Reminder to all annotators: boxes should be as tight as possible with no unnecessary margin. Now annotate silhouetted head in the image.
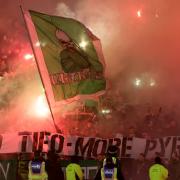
[155,156,162,164]
[47,150,59,161]
[107,145,119,157]
[70,156,81,164]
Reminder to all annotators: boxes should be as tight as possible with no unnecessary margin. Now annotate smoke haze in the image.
[0,0,180,134]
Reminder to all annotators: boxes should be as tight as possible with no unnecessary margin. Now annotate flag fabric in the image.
[24,10,106,106]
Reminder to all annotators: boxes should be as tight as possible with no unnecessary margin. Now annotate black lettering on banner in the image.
[32,132,39,152]
[171,137,177,156]
[144,139,157,157]
[75,138,95,157]
[171,136,180,156]
[38,132,45,152]
[0,135,3,150]
[176,137,180,155]
[50,134,57,151]
[108,138,121,157]
[44,132,51,150]
[121,137,132,158]
[18,132,32,152]
[21,136,28,152]
[50,134,64,153]
[121,137,127,157]
[158,137,172,157]
[92,139,107,157]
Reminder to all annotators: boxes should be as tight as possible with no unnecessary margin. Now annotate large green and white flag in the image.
[24,10,106,106]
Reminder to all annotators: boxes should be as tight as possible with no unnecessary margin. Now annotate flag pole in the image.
[19,5,62,133]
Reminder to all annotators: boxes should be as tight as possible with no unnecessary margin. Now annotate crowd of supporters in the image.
[61,100,180,139]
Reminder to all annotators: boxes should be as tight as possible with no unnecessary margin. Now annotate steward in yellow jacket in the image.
[101,156,118,180]
[66,156,83,180]
[149,157,168,180]
[28,151,48,180]
[94,145,124,180]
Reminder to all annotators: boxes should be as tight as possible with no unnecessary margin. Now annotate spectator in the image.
[169,151,180,180]
[66,156,84,180]
[94,145,124,180]
[134,153,149,180]
[101,155,118,179]
[28,150,48,180]
[45,150,64,180]
[149,157,168,180]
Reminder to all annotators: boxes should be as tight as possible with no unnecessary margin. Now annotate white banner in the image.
[0,132,179,159]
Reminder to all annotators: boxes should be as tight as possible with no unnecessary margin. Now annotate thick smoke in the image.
[56,0,180,104]
[55,0,180,136]
[0,0,180,135]
[0,0,61,133]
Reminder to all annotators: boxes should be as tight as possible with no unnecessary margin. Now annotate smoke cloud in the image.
[55,1,180,103]
[0,0,180,135]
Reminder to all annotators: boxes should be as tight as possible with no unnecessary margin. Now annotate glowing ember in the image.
[134,78,141,87]
[101,109,111,114]
[35,41,41,47]
[137,10,142,18]
[24,53,34,60]
[79,40,88,49]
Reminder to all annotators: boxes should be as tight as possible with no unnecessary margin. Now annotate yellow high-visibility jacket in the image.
[149,164,168,180]
[66,163,83,180]
[28,161,48,180]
